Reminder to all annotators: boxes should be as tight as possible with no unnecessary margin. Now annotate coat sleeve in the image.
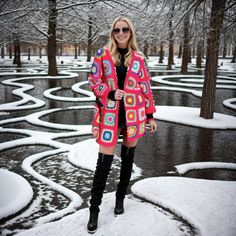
[92,103,100,129]
[139,57,156,115]
[88,49,111,107]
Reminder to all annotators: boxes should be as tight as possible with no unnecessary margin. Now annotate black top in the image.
[107,48,153,122]
[108,48,128,99]
[116,48,128,127]
[116,47,128,90]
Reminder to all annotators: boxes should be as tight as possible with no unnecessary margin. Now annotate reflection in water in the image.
[135,121,235,181]
[42,109,94,125]
[49,80,57,89]
[197,129,213,162]
[1,71,235,182]
[180,92,189,107]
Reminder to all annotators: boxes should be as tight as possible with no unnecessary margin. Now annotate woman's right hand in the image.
[114,89,125,100]
[92,127,99,139]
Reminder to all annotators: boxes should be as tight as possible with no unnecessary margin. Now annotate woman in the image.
[87,16,157,233]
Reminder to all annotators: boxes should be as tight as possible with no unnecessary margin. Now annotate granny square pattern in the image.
[106,78,116,90]
[138,107,146,121]
[139,122,145,134]
[126,77,136,90]
[101,129,114,143]
[104,113,115,127]
[131,60,140,74]
[103,60,112,76]
[137,94,144,106]
[126,110,137,123]
[127,125,138,138]
[106,100,116,110]
[145,98,150,108]
[96,48,105,58]
[89,48,156,146]
[140,81,149,94]
[96,84,105,94]
[125,94,136,107]
[91,61,100,78]
[139,69,144,79]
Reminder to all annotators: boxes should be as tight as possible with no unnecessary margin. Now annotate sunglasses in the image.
[113,27,130,34]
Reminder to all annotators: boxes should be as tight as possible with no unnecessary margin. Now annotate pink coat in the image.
[88,48,156,146]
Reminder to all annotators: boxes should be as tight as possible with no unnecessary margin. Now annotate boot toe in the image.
[87,211,99,233]
[114,207,124,216]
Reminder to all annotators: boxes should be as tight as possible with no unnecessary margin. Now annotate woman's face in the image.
[113,20,131,48]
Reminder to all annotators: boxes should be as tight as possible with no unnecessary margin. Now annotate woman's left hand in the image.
[148,119,157,134]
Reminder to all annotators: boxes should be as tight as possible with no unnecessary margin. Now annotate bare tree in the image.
[200,0,226,119]
[231,43,236,63]
[47,0,58,75]
[167,5,175,70]
[180,12,190,74]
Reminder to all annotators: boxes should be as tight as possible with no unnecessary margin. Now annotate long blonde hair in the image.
[108,16,138,67]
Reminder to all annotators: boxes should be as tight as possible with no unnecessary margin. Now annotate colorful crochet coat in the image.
[88,47,156,146]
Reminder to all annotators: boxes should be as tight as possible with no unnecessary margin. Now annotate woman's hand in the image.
[148,119,157,134]
[114,89,125,100]
[92,127,99,138]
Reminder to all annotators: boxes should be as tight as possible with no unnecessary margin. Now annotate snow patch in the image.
[0,169,33,220]
[154,105,236,129]
[132,176,236,236]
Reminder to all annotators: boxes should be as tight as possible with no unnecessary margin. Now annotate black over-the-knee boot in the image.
[87,152,113,233]
[114,145,136,216]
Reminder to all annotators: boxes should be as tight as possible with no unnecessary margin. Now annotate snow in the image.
[153,105,236,129]
[17,192,190,236]
[43,81,95,102]
[223,98,236,110]
[173,162,236,174]
[151,74,236,89]
[0,56,235,235]
[22,149,82,224]
[0,169,33,220]
[68,138,142,180]
[132,177,236,236]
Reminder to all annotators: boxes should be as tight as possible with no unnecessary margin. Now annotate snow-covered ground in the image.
[0,169,33,220]
[0,55,235,235]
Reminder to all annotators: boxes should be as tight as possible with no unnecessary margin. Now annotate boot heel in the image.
[87,211,99,234]
[114,198,124,216]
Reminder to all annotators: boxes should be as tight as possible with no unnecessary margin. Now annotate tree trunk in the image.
[192,40,196,58]
[9,45,12,59]
[231,44,236,63]
[74,43,78,59]
[154,45,157,54]
[87,16,93,62]
[222,43,227,58]
[200,0,226,119]
[28,48,31,60]
[188,46,192,63]
[1,47,4,58]
[178,42,182,58]
[13,38,21,67]
[47,0,58,76]
[196,40,203,68]
[39,46,42,58]
[159,42,164,63]
[143,42,149,59]
[167,18,174,69]
[181,14,190,74]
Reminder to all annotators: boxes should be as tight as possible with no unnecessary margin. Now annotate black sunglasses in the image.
[113,27,130,34]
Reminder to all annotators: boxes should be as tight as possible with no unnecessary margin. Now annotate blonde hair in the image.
[108,16,138,67]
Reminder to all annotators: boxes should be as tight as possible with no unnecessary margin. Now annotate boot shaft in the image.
[90,152,114,212]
